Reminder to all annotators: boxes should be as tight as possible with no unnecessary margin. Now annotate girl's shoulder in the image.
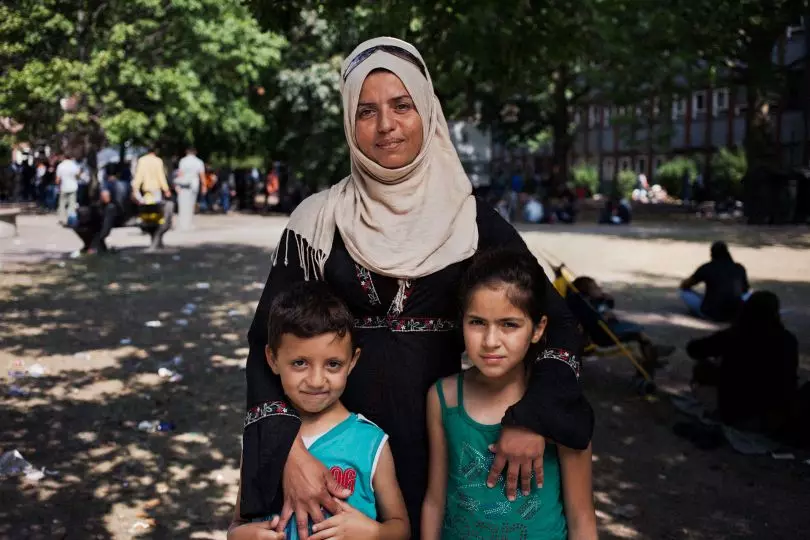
[430,372,464,409]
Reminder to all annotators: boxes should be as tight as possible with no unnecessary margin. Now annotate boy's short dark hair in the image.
[266,281,355,354]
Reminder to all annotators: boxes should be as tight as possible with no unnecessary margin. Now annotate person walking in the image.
[176,147,206,230]
[55,154,82,225]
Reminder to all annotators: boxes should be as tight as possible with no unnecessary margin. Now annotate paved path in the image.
[2,213,809,539]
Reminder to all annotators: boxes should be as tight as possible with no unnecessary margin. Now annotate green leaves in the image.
[0,0,283,153]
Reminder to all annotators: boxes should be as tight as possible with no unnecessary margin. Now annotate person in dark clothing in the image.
[687,291,799,438]
[569,276,674,376]
[229,38,593,540]
[679,241,750,322]
[72,165,132,254]
[598,197,632,225]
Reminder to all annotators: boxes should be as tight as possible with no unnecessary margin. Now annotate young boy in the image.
[228,281,410,540]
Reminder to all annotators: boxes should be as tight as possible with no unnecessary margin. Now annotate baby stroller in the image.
[551,262,656,394]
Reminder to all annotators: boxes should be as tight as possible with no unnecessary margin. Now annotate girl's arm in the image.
[559,444,598,540]
[421,386,448,540]
[371,442,410,539]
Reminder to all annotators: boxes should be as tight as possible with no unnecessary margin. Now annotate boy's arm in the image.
[421,385,447,540]
[372,441,410,539]
[558,444,598,540]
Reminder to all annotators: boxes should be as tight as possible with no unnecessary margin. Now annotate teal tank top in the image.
[254,413,387,539]
[437,373,568,540]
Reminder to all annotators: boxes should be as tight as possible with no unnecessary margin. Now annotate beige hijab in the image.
[273,37,478,280]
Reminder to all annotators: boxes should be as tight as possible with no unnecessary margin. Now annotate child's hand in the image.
[227,516,285,540]
[309,500,379,540]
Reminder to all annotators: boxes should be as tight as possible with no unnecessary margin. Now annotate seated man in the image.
[73,167,132,254]
[568,276,674,375]
[680,241,750,322]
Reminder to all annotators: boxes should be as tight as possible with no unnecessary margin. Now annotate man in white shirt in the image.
[56,156,81,225]
[175,147,206,230]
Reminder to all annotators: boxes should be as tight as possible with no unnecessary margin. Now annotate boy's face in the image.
[266,332,359,416]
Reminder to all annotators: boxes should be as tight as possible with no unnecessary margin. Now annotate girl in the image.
[422,249,598,539]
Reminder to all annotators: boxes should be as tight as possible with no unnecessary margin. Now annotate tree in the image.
[0,0,283,175]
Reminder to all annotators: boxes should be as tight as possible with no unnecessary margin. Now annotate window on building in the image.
[603,106,611,126]
[713,88,729,113]
[619,156,632,171]
[588,106,598,128]
[787,16,805,39]
[636,157,647,174]
[693,91,706,117]
[654,156,665,174]
[602,158,615,180]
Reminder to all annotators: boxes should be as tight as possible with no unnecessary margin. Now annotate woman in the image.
[679,241,750,322]
[230,37,593,539]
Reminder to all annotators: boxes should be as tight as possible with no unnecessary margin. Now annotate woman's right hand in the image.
[228,517,285,540]
[277,437,351,540]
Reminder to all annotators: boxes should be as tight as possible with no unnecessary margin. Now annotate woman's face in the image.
[355,70,423,169]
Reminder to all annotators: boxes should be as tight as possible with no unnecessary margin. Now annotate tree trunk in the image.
[550,68,571,188]
[804,8,810,164]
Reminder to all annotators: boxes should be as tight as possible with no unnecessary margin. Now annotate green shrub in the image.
[654,157,697,198]
[711,147,746,199]
[616,170,637,198]
[571,164,599,195]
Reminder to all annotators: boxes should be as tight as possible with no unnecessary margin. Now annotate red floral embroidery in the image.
[244,401,298,428]
[540,348,580,379]
[355,264,381,306]
[354,316,457,332]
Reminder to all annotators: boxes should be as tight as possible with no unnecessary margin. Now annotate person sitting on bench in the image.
[73,166,132,254]
[568,276,674,373]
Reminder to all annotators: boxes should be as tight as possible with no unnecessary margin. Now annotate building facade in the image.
[568,19,808,187]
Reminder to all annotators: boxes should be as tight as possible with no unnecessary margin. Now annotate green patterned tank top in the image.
[437,372,568,540]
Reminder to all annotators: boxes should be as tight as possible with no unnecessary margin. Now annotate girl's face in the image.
[463,283,547,380]
[355,70,423,169]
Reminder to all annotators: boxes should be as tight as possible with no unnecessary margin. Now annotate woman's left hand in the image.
[487,426,546,500]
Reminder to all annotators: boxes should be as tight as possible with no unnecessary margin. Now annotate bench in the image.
[0,207,21,236]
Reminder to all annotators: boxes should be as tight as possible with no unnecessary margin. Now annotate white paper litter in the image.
[27,364,46,378]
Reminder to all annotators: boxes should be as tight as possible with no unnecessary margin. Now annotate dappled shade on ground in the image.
[2,215,809,539]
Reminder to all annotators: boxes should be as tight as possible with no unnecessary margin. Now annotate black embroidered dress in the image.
[241,199,594,535]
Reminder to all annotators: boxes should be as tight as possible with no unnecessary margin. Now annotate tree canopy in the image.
[2,0,805,185]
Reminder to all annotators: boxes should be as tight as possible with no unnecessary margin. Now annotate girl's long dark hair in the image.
[459,248,549,360]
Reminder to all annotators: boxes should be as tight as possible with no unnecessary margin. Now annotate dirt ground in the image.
[1,214,809,539]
